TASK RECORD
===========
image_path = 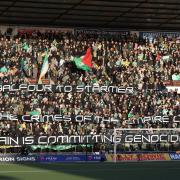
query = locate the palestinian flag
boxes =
[38,52,49,83]
[74,48,92,71]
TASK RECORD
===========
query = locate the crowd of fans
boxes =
[0,29,179,151]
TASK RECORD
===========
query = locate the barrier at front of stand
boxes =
[1,152,180,162]
[0,154,103,163]
[106,152,180,162]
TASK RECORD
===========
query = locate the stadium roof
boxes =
[0,0,180,30]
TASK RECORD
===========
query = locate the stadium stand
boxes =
[0,2,180,180]
[0,29,179,152]
[0,0,179,154]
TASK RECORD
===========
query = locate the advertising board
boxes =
[169,153,180,160]
[0,154,102,162]
[106,153,171,162]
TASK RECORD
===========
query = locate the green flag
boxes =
[22,42,29,51]
[0,66,8,73]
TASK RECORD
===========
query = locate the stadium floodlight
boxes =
[113,128,180,163]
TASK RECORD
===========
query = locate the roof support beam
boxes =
[101,0,147,27]
[51,0,85,24]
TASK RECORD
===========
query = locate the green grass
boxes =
[0,162,179,180]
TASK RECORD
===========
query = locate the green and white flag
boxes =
[38,52,49,83]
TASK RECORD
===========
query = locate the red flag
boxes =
[82,48,92,68]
